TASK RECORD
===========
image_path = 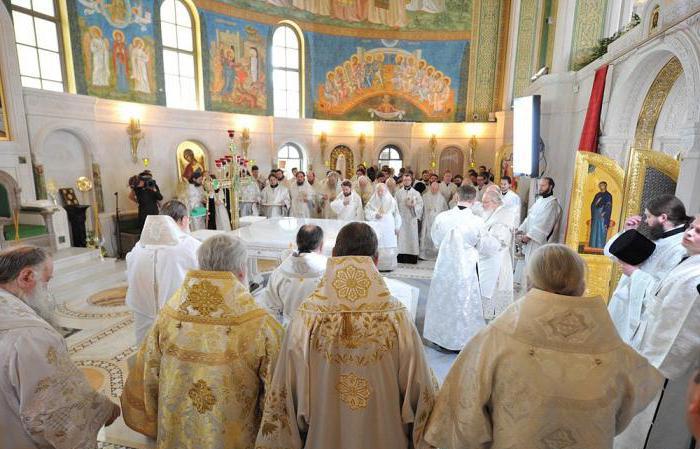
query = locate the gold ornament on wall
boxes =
[241,127,251,159]
[126,118,144,163]
[358,133,367,166]
[76,176,101,242]
[429,134,438,169]
[319,131,329,168]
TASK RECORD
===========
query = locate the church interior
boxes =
[1,0,699,447]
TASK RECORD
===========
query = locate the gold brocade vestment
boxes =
[121,270,283,449]
[255,256,437,449]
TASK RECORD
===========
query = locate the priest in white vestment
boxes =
[423,184,499,351]
[187,173,208,231]
[500,175,521,227]
[126,200,201,344]
[0,246,120,448]
[355,175,374,207]
[439,171,457,204]
[425,244,663,449]
[240,175,261,217]
[261,174,291,217]
[318,171,341,219]
[288,171,316,218]
[256,225,326,326]
[419,181,448,260]
[614,215,700,449]
[395,174,424,264]
[480,190,514,321]
[516,177,562,289]
[254,223,437,449]
[364,182,402,271]
[330,180,364,221]
[606,195,691,346]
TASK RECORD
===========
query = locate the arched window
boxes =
[10,0,65,91]
[272,24,302,118]
[277,143,305,178]
[161,0,198,109]
[378,145,403,173]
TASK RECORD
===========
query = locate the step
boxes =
[52,271,127,304]
[52,258,119,288]
[53,248,103,273]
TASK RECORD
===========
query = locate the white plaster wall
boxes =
[20,89,501,217]
[38,129,92,202]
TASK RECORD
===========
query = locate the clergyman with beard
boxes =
[0,245,120,448]
[606,194,692,345]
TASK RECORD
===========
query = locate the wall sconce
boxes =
[319,131,329,168]
[126,118,144,163]
[241,127,251,159]
[468,135,477,168]
[429,134,438,169]
[358,133,367,166]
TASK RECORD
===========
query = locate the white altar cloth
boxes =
[192,218,419,320]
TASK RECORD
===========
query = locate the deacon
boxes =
[364,182,402,271]
[615,215,700,449]
[261,173,291,217]
[289,171,315,218]
[256,225,327,326]
[395,173,424,264]
[122,234,283,448]
[423,185,499,351]
[500,175,521,226]
[479,190,514,320]
[254,223,437,449]
[419,180,448,261]
[240,172,261,217]
[331,180,364,221]
[0,246,121,448]
[126,200,201,344]
[516,177,561,288]
[425,244,663,449]
[607,194,691,345]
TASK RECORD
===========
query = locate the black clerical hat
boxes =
[608,229,656,265]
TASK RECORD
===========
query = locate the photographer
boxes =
[129,171,163,231]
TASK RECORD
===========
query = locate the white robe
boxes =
[480,205,514,320]
[210,190,231,231]
[606,228,687,346]
[260,184,291,217]
[425,288,664,449]
[90,37,110,86]
[125,215,200,344]
[439,182,457,204]
[240,178,261,217]
[395,187,423,256]
[517,195,562,287]
[318,179,341,219]
[502,189,522,227]
[330,191,364,221]
[130,45,150,93]
[419,191,448,260]
[187,183,207,231]
[423,207,499,350]
[255,252,327,326]
[288,181,316,218]
[0,292,115,449]
[364,192,402,271]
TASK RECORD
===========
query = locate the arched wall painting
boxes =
[439,146,463,175]
[565,152,625,301]
[177,141,208,182]
[74,0,158,103]
[330,145,354,180]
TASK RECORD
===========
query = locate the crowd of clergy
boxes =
[0,161,699,449]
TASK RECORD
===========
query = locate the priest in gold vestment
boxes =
[255,222,437,449]
[121,234,283,449]
[425,244,663,449]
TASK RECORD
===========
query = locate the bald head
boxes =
[297,224,324,253]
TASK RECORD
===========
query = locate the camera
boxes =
[132,171,158,190]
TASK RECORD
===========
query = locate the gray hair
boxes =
[0,245,49,283]
[198,234,248,274]
[160,199,188,223]
[482,190,503,205]
[527,244,586,296]
[456,184,477,202]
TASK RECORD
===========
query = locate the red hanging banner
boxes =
[578,64,609,153]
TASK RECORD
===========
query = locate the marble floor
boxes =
[51,249,456,449]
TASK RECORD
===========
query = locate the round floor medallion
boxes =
[88,286,127,307]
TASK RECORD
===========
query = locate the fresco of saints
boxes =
[88,27,110,86]
[221,48,238,95]
[588,181,613,248]
[249,48,259,83]
[367,0,408,28]
[112,30,128,92]
[406,0,445,13]
[129,37,151,93]
[323,72,339,106]
[181,148,206,183]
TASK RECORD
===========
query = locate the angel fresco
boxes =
[588,181,613,248]
[86,26,110,87]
